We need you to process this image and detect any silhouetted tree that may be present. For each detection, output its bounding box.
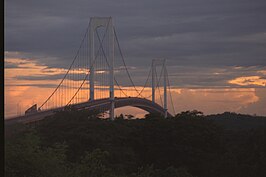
[175,110,204,118]
[125,114,134,120]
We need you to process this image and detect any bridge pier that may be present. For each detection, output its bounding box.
[110,99,115,120]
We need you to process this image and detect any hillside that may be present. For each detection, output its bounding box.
[5,110,266,177]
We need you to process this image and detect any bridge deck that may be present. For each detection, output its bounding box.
[5,97,172,125]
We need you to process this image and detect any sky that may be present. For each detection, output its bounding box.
[4,0,266,118]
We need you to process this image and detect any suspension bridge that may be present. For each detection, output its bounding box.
[5,17,176,125]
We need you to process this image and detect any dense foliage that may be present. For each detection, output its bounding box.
[5,110,266,177]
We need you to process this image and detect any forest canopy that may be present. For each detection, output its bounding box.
[5,110,266,177]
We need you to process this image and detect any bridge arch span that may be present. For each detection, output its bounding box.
[5,97,173,125]
[74,97,172,118]
[114,97,173,117]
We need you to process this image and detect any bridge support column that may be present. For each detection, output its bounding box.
[89,18,95,101]
[108,17,115,120]
[151,59,168,118]
[152,60,155,103]
[163,61,167,118]
[88,17,115,120]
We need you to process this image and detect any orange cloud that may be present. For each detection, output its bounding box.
[172,88,260,114]
[228,76,266,86]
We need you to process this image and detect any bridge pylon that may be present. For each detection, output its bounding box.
[89,17,115,120]
[152,59,168,118]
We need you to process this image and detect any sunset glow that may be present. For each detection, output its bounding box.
[5,54,266,118]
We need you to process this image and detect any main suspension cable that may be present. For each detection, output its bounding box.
[154,66,164,106]
[145,63,164,99]
[39,22,91,109]
[95,29,129,97]
[135,66,152,97]
[114,28,148,98]
[166,69,176,115]
[67,18,120,105]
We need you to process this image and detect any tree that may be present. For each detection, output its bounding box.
[144,113,163,119]
[73,149,113,177]
[5,131,70,177]
[125,114,134,120]
[116,114,125,120]
[175,110,204,118]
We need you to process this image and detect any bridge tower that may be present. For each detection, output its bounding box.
[89,17,115,120]
[152,59,168,118]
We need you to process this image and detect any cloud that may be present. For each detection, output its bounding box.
[169,88,260,115]
[5,52,266,90]
[15,74,67,81]
[5,0,266,69]
[166,65,266,88]
[239,88,266,115]
[228,76,266,87]
[5,62,20,69]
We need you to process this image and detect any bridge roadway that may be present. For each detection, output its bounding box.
[5,97,173,125]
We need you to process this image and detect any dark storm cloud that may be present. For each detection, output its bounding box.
[5,0,266,84]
